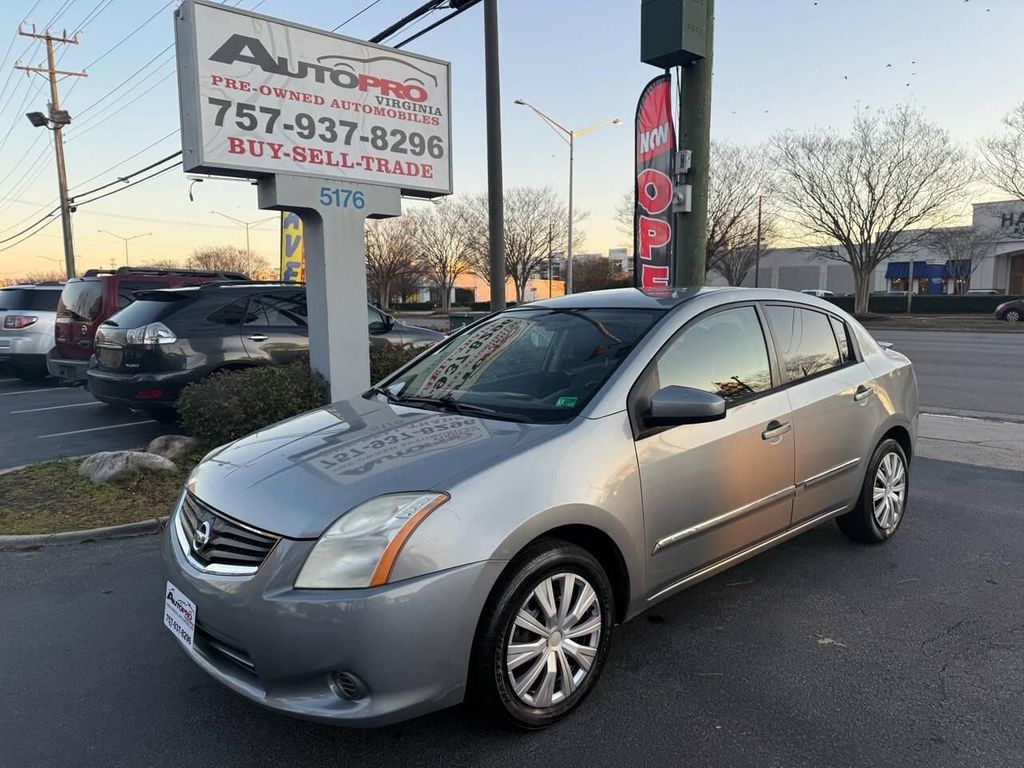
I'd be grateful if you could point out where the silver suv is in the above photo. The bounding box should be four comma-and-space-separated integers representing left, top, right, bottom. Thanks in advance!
0, 284, 64, 381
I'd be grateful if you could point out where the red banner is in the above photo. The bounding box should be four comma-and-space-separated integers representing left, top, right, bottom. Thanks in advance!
633, 74, 676, 289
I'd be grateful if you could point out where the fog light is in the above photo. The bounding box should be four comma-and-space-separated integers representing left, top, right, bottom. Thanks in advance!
136, 389, 163, 399
331, 671, 366, 700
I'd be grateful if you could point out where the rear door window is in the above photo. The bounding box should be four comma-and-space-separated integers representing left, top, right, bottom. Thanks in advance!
209, 296, 255, 326
765, 306, 842, 383
829, 316, 854, 364
57, 281, 103, 321
101, 297, 185, 328
261, 292, 306, 327
0, 288, 61, 311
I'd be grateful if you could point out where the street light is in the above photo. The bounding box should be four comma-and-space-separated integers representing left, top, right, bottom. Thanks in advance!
514, 98, 622, 294
210, 211, 278, 255
98, 230, 151, 267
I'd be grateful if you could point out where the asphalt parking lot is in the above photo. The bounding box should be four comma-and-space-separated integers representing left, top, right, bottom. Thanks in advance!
0, 373, 173, 470
1, 457, 1021, 768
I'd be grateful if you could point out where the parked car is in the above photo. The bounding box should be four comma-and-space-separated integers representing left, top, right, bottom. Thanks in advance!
87, 282, 443, 420
163, 287, 918, 728
0, 283, 64, 380
48, 267, 248, 383
800, 289, 836, 298
966, 289, 1003, 296
995, 297, 1023, 322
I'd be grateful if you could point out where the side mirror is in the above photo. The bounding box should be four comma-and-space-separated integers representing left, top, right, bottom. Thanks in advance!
644, 385, 726, 428
383, 313, 395, 329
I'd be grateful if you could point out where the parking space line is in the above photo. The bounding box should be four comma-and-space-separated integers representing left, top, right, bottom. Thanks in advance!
38, 421, 154, 439
0, 377, 20, 383
1, 388, 71, 396
11, 401, 105, 414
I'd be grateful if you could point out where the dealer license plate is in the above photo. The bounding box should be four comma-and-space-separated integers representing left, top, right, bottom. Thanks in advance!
164, 581, 196, 649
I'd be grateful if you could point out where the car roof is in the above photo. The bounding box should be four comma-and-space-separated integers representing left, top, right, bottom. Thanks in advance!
525, 286, 722, 310
524, 286, 844, 311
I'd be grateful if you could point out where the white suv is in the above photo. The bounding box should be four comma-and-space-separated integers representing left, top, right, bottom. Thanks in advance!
0, 284, 64, 380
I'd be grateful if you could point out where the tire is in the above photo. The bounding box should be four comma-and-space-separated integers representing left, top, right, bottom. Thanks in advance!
1005, 309, 1022, 322
836, 438, 909, 544
469, 538, 615, 729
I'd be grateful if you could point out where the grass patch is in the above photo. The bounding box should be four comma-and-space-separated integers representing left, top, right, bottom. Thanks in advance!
0, 456, 197, 535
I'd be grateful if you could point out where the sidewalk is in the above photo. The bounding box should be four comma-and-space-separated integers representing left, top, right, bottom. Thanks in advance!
917, 411, 1024, 472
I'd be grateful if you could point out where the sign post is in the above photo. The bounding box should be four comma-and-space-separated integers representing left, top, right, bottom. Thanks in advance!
174, 0, 452, 400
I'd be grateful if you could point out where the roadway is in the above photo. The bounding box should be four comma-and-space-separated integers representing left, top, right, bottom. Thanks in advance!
0, 374, 173, 470
872, 330, 1024, 419
1, 457, 1021, 767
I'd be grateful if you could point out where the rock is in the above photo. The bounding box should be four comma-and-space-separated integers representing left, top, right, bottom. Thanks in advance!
146, 434, 200, 461
79, 451, 178, 484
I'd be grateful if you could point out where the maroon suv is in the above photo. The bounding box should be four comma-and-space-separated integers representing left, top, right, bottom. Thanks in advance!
47, 267, 247, 383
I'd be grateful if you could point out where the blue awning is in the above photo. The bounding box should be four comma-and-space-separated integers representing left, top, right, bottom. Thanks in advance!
885, 261, 908, 279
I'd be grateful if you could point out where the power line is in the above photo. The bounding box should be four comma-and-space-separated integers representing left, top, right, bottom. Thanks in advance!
71, 150, 181, 200
68, 67, 175, 140
81, 0, 175, 70
0, 214, 58, 253
333, 0, 384, 32
74, 43, 172, 117
73, 160, 181, 207
71, 0, 118, 35
392, 0, 480, 47
43, 0, 81, 30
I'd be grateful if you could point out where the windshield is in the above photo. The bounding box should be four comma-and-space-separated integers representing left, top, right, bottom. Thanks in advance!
57, 281, 103, 322
381, 308, 663, 423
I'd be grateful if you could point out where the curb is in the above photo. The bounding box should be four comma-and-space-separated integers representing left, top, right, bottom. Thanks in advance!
0, 516, 169, 552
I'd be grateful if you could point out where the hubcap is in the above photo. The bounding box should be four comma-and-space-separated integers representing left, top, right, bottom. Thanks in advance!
1007, 310, 1021, 322
505, 572, 601, 708
872, 451, 907, 531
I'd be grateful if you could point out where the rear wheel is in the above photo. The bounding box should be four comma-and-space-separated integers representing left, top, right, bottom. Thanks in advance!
837, 438, 909, 543
470, 539, 614, 729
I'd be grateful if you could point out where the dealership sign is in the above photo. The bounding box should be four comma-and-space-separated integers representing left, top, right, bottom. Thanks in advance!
633, 74, 676, 288
174, 0, 453, 197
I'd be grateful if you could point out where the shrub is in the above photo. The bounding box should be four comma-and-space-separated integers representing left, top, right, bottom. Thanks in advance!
371, 344, 422, 382
177, 348, 429, 448
825, 294, 1024, 315
177, 359, 329, 447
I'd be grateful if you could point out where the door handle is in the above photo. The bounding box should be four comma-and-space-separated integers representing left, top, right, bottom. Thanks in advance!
247, 334, 269, 342
854, 385, 874, 403
761, 420, 791, 441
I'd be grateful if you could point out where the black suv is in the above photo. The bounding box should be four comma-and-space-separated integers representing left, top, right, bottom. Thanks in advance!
85, 282, 444, 420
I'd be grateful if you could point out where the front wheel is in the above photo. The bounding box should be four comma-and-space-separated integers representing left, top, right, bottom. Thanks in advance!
837, 438, 909, 543
469, 539, 614, 729
1004, 309, 1022, 322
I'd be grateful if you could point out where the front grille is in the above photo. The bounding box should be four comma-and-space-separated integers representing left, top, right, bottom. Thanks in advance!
178, 492, 278, 573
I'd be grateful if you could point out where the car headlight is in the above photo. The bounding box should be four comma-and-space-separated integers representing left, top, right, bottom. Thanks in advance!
295, 492, 449, 589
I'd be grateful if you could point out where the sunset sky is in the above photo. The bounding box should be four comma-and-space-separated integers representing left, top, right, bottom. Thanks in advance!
0, 0, 1021, 278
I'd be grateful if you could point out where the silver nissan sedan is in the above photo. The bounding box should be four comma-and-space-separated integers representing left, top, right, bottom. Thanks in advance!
163, 287, 918, 729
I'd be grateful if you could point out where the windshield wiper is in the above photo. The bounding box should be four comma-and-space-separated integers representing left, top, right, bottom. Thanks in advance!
386, 392, 533, 423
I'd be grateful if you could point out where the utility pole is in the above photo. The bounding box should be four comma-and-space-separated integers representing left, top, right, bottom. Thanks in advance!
672, 0, 714, 287
16, 26, 86, 280
754, 195, 762, 287
483, 0, 506, 311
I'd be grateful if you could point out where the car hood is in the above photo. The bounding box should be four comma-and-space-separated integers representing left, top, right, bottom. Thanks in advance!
188, 395, 555, 539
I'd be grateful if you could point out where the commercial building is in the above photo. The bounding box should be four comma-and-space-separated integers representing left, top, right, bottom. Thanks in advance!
711, 200, 1024, 295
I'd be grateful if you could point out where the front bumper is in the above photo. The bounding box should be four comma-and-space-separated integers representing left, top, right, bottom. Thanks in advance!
161, 507, 504, 727
86, 366, 197, 408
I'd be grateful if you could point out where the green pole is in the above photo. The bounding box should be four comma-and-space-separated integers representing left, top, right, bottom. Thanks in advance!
672, 0, 714, 287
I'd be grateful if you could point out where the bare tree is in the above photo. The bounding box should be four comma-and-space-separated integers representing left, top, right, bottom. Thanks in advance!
410, 200, 473, 311
572, 255, 631, 293
981, 103, 1024, 200
614, 190, 632, 238
186, 246, 268, 277
706, 141, 776, 286
925, 226, 993, 294
365, 216, 419, 308
771, 105, 973, 314
3, 269, 67, 285
466, 187, 585, 302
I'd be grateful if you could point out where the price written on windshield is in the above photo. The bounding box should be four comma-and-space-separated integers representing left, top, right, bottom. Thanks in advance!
207, 97, 446, 159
